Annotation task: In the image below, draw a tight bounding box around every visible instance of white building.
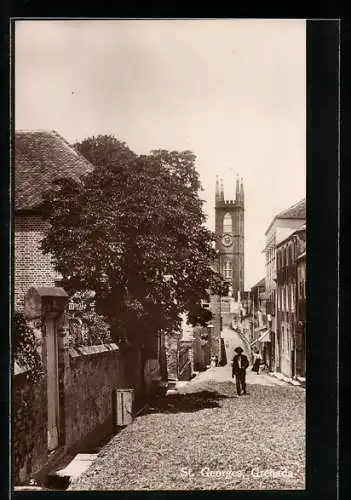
[263,199,306,372]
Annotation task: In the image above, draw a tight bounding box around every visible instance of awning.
[250,329,271,346]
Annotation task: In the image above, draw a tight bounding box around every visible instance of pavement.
[175,325,288,393]
[180,363,287,389]
[68,363,305,491]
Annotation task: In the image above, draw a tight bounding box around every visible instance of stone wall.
[13,341,143,485]
[209,295,221,357]
[165,334,179,380]
[62,344,129,448]
[13,369,47,483]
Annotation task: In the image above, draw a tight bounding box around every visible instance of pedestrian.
[210,355,218,368]
[232,346,249,395]
[252,347,262,375]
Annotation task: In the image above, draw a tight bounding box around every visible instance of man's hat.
[235,346,244,354]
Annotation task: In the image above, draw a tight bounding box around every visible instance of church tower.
[215,175,245,296]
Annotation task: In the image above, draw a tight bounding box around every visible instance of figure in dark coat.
[252,347,262,374]
[232,346,249,395]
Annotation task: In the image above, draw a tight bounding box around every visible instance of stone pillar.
[24,287,69,448]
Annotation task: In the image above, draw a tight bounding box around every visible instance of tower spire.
[220,178,224,201]
[235,174,240,202]
[215,175,220,203]
[240,177,244,205]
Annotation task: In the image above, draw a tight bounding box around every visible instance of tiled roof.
[15,130,94,211]
[265,198,306,236]
[276,198,306,220]
[251,277,265,290]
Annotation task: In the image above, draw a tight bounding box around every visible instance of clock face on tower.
[221,234,233,247]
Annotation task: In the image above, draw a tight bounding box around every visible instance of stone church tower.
[215,175,245,296]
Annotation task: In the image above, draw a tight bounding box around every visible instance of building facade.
[214,175,244,297]
[263,198,306,372]
[296,243,306,378]
[14,130,94,309]
[276,225,306,378]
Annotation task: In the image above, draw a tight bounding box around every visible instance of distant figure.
[232,346,249,395]
[210,355,218,368]
[252,347,262,375]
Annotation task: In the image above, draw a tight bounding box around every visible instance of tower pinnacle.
[215,175,220,203]
[240,177,244,205]
[235,174,240,202]
[220,178,224,201]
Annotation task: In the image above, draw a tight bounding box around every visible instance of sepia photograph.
[13,19,308,491]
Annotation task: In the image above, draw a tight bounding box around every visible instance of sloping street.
[69,365,305,491]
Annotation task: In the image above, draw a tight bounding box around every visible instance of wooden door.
[46,318,59,451]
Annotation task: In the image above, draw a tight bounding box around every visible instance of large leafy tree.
[41,135,224,344]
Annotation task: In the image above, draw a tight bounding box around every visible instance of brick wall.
[15,214,59,310]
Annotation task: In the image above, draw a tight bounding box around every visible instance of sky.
[15,19,306,289]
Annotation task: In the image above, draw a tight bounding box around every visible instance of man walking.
[232,346,249,395]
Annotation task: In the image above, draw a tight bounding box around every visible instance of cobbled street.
[69,365,305,491]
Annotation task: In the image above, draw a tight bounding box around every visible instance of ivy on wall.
[14,312,43,383]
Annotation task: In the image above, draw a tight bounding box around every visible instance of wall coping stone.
[68,343,119,359]
[14,360,31,376]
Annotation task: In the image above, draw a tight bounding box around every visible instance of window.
[223,260,232,280]
[223,213,232,233]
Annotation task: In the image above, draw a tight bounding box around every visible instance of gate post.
[24,287,69,450]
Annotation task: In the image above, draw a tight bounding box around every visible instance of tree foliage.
[187,305,213,327]
[66,291,112,346]
[14,312,43,383]
[41,135,224,343]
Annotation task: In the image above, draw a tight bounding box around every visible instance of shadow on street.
[144,390,232,414]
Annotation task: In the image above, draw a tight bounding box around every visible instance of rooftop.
[276,198,306,220]
[251,277,265,290]
[265,198,306,236]
[15,130,93,211]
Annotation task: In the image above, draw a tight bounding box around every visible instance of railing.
[178,345,192,380]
